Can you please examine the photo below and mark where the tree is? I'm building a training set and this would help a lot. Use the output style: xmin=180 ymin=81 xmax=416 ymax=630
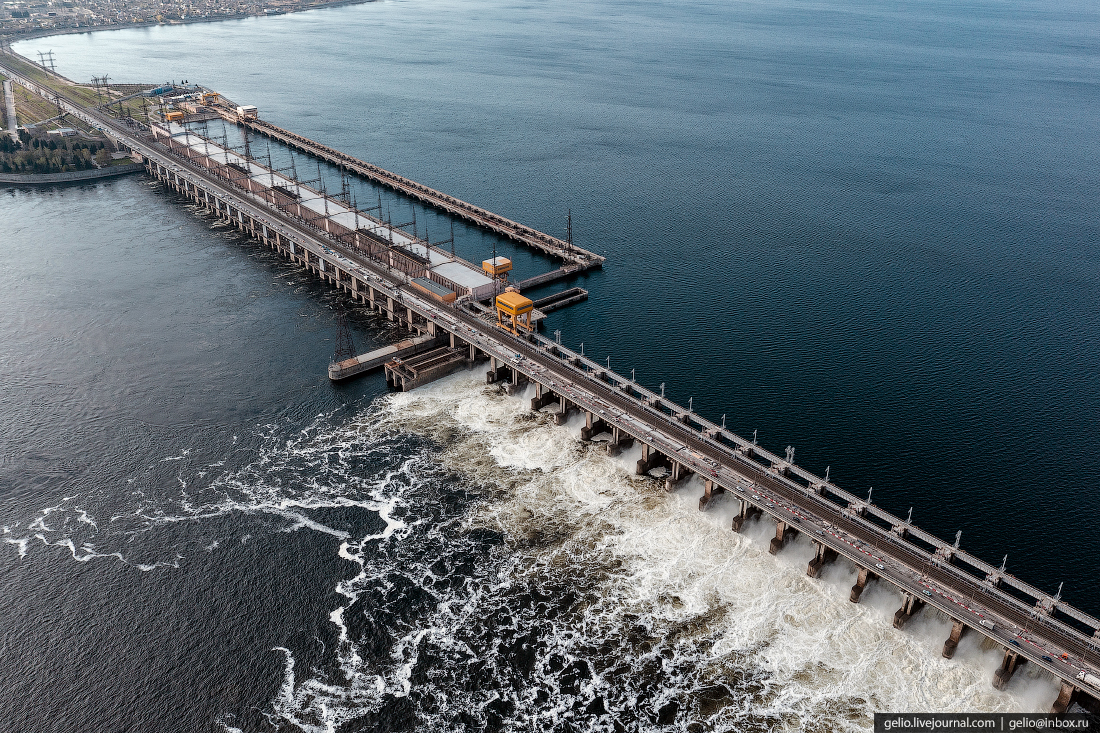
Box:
xmin=95 ymin=147 xmax=112 ymax=167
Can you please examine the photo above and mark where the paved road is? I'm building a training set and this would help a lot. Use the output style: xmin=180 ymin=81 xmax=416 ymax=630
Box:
xmin=3 ymin=78 xmax=17 ymax=142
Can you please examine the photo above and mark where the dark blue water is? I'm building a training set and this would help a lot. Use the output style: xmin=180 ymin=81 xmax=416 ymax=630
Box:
xmin=5 ymin=0 xmax=1100 ymax=729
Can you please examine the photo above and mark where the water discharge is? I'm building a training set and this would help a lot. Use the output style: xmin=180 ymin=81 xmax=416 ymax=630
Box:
xmin=202 ymin=370 xmax=1063 ymax=731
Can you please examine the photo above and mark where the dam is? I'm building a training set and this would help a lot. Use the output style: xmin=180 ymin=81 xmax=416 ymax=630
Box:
xmin=2 ymin=51 xmax=1098 ymax=715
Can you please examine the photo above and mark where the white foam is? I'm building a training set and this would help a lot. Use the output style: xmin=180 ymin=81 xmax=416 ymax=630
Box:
xmin=323 ymin=369 xmax=1063 ymax=724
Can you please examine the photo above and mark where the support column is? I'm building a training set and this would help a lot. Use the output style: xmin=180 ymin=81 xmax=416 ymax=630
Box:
xmin=555 ymin=395 xmax=569 ymax=425
xmin=505 ymin=364 xmax=526 ymax=395
xmin=606 ymin=426 xmax=629 ymax=456
xmin=731 ymin=499 xmax=761 ymax=532
xmin=942 ymin=619 xmax=966 ymax=659
xmin=531 ymin=383 xmax=556 ymax=411
xmin=850 ymin=567 xmax=875 ymax=603
xmin=993 ymin=649 xmax=1024 ymax=690
xmin=665 ymin=461 xmax=692 ymax=492
xmin=636 ymin=443 xmax=662 ymax=475
xmin=386 ymin=297 xmax=395 ymax=322
xmin=580 ymin=411 xmax=608 ymax=440
xmin=1050 ymin=681 xmax=1078 ymax=714
xmin=699 ymin=479 xmax=725 ymax=510
xmin=806 ymin=541 xmax=838 ymax=578
xmin=486 ymin=357 xmax=501 ymax=384
xmin=769 ymin=520 xmax=795 ymax=555
xmin=892 ymin=593 xmax=924 ymax=629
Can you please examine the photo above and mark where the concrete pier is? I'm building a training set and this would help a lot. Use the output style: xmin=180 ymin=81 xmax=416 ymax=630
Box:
xmin=664 ymin=461 xmax=692 ymax=492
xmin=850 ymin=567 xmax=875 ymax=603
xmin=580 ymin=411 xmax=608 ymax=440
xmin=731 ymin=499 xmax=762 ymax=533
xmin=636 ymin=443 xmax=666 ymax=475
xmin=1051 ymin=681 xmax=1078 ymax=714
xmin=942 ymin=619 xmax=967 ymax=659
xmin=555 ymin=395 xmax=570 ymax=425
xmin=385 ymin=347 xmax=467 ymax=391
xmin=328 ymin=334 xmax=442 ymax=381
xmin=993 ymin=649 xmax=1025 ymax=690
xmin=769 ymin=520 xmax=796 ymax=555
xmin=699 ymin=479 xmax=725 ymax=510
xmin=892 ymin=593 xmax=925 ymax=629
xmin=606 ymin=426 xmax=633 ymax=456
xmin=806 ymin=541 xmax=838 ymax=578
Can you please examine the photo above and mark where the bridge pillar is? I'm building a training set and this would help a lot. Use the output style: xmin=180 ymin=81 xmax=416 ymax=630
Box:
xmin=850 ymin=567 xmax=876 ymax=603
xmin=992 ymin=649 xmax=1024 ymax=690
xmin=699 ymin=479 xmax=726 ymax=508
xmin=664 ymin=461 xmax=692 ymax=492
xmin=942 ymin=619 xmax=967 ymax=659
xmin=892 ymin=593 xmax=925 ymax=629
xmin=769 ymin=520 xmax=797 ymax=555
xmin=555 ymin=395 xmax=569 ymax=425
xmin=636 ymin=443 xmax=664 ymax=475
xmin=581 ymin=412 xmax=609 ymax=440
xmin=504 ymin=364 xmax=526 ymax=395
xmin=699 ymin=479 xmax=725 ymax=510
xmin=606 ymin=426 xmax=632 ymax=456
xmin=1051 ymin=681 xmax=1078 ymax=714
xmin=486 ymin=357 xmax=503 ymax=384
xmin=806 ymin=541 xmax=838 ymax=578
xmin=531 ymin=382 xmax=550 ymax=411
xmin=731 ymin=499 xmax=761 ymax=533
xmin=386 ymin=297 xmax=395 ymax=321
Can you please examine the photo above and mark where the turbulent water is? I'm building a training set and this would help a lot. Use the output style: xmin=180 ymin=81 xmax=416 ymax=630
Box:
xmin=4 ymin=0 xmax=1100 ymax=730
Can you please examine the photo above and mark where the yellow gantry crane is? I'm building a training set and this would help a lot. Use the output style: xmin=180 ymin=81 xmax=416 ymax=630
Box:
xmin=495 ymin=288 xmax=534 ymax=334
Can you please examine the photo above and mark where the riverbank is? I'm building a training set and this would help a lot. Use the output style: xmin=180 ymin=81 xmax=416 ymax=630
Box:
xmin=0 ymin=161 xmax=142 ymax=184
xmin=0 ymin=0 xmax=374 ymax=46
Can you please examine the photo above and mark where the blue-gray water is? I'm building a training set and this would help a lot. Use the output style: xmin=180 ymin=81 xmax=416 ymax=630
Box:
xmin=4 ymin=0 xmax=1100 ymax=729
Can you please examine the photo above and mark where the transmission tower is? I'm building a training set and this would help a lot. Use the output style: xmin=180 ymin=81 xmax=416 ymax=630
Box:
xmin=333 ymin=310 xmax=356 ymax=363
xmin=36 ymin=50 xmax=55 ymax=73
xmin=566 ymin=208 xmax=573 ymax=252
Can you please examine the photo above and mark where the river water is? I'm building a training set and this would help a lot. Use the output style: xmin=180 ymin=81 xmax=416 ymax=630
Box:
xmin=5 ymin=0 xmax=1100 ymax=730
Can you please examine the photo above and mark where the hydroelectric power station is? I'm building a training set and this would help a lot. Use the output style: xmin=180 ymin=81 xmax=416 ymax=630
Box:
xmin=2 ymin=51 xmax=1098 ymax=716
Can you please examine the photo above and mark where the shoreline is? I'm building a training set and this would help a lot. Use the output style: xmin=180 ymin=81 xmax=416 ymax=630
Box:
xmin=0 ymin=162 xmax=143 ymax=184
xmin=1 ymin=0 xmax=374 ymax=46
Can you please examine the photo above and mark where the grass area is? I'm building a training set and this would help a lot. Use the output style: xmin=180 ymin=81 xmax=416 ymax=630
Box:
xmin=3 ymin=53 xmax=159 ymax=126
xmin=12 ymin=83 xmax=58 ymax=125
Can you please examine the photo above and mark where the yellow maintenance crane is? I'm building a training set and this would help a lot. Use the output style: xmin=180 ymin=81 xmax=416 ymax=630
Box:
xmin=495 ymin=288 xmax=534 ymax=334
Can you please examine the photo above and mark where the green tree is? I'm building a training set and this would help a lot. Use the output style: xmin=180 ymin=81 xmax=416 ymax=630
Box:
xmin=95 ymin=147 xmax=112 ymax=167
